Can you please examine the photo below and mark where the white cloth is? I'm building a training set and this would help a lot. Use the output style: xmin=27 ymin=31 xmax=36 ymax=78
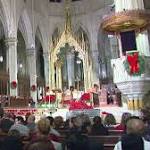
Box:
xmin=114 ymin=139 xmax=150 ymax=150
xmin=50 ymin=128 xmax=61 ymax=136
xmin=52 ymin=141 xmax=62 ymax=150
xmin=9 ymin=124 xmax=29 ymax=136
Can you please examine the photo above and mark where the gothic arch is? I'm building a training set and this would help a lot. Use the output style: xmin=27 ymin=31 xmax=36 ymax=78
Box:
xmin=74 ymin=23 xmax=91 ymax=50
xmin=35 ymin=26 xmax=44 ymax=50
xmin=18 ymin=9 xmax=33 ymax=49
xmin=52 ymin=27 xmax=61 ymax=48
xmin=0 ymin=0 xmax=9 ymax=37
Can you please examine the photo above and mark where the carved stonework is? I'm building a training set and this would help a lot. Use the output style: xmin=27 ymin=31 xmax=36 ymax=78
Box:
xmin=111 ymin=56 xmax=150 ymax=106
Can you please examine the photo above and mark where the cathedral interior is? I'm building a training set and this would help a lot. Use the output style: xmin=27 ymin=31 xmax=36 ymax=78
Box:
xmin=0 ymin=0 xmax=149 ymax=114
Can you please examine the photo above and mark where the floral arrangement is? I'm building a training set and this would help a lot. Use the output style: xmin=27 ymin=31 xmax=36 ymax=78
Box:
xmin=123 ymin=52 xmax=145 ymax=76
xmin=69 ymin=100 xmax=93 ymax=110
xmin=44 ymin=95 xmax=56 ymax=103
xmin=80 ymin=93 xmax=91 ymax=101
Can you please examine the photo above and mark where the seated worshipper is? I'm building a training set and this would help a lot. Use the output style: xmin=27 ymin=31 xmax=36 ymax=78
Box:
xmin=69 ymin=114 xmax=91 ymax=134
xmin=81 ymin=122 xmax=92 ymax=135
xmin=114 ymin=112 xmax=132 ymax=131
xmin=141 ymin=104 xmax=150 ymax=141
xmin=27 ymin=118 xmax=62 ymax=150
xmin=0 ymin=129 xmax=23 ymax=150
xmin=0 ymin=118 xmax=14 ymax=134
xmin=91 ymin=116 xmax=108 ymax=135
xmin=65 ymin=132 xmax=104 ymax=150
xmin=26 ymin=140 xmax=54 ymax=150
xmin=46 ymin=116 xmax=61 ymax=143
xmin=0 ymin=106 xmax=4 ymax=118
xmin=114 ymin=116 xmax=150 ymax=150
xmin=47 ymin=116 xmax=60 ymax=136
xmin=54 ymin=116 xmax=64 ymax=130
xmin=103 ymin=113 xmax=116 ymax=128
xmin=65 ymin=115 xmax=103 ymax=150
xmin=9 ymin=116 xmax=29 ymax=137
xmin=26 ymin=114 xmax=36 ymax=134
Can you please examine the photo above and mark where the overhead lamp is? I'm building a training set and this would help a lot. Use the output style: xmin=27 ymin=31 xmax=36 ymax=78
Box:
xmin=0 ymin=56 xmax=3 ymax=62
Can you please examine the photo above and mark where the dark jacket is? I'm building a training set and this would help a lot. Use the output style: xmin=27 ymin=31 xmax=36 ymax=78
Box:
xmin=65 ymin=133 xmax=104 ymax=150
xmin=91 ymin=124 xmax=109 ymax=135
xmin=0 ymin=136 xmax=23 ymax=150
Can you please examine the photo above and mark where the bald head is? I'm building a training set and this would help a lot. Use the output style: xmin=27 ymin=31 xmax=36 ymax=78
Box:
xmin=126 ymin=118 xmax=145 ymax=135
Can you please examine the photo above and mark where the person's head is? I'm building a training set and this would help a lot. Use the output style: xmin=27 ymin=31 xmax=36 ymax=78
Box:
xmin=54 ymin=116 xmax=63 ymax=129
xmin=81 ymin=122 xmax=91 ymax=134
xmin=121 ymin=112 xmax=132 ymax=125
xmin=103 ymin=114 xmax=116 ymax=126
xmin=94 ymin=84 xmax=99 ymax=89
xmin=93 ymin=116 xmax=102 ymax=125
xmin=70 ymin=86 xmax=74 ymax=91
xmin=15 ymin=116 xmax=25 ymax=125
xmin=46 ymin=116 xmax=54 ymax=126
xmin=126 ymin=116 xmax=145 ymax=135
xmin=0 ymin=118 xmax=14 ymax=133
xmin=37 ymin=118 xmax=50 ymax=136
xmin=27 ymin=115 xmax=35 ymax=124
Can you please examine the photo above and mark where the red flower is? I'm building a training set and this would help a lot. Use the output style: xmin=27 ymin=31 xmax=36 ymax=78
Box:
xmin=69 ymin=100 xmax=93 ymax=110
xmin=31 ymin=85 xmax=36 ymax=91
xmin=44 ymin=95 xmax=56 ymax=103
xmin=80 ymin=93 xmax=91 ymax=101
xmin=11 ymin=81 xmax=17 ymax=89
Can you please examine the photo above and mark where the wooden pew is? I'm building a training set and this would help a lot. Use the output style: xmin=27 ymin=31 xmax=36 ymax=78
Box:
xmin=58 ymin=129 xmax=123 ymax=136
xmin=88 ymin=135 xmax=121 ymax=150
xmin=108 ymin=130 xmax=124 ymax=135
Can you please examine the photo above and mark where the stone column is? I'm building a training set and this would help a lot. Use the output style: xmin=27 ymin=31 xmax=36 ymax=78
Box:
xmin=5 ymin=37 xmax=18 ymax=96
xmin=67 ymin=52 xmax=75 ymax=88
xmin=50 ymin=52 xmax=56 ymax=89
xmin=58 ymin=67 xmax=62 ymax=89
xmin=43 ymin=52 xmax=49 ymax=87
xmin=26 ymin=49 xmax=37 ymax=104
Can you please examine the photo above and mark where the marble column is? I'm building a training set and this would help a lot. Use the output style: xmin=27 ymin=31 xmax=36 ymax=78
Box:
xmin=67 ymin=52 xmax=75 ymax=88
xmin=26 ymin=48 xmax=37 ymax=103
xmin=5 ymin=37 xmax=18 ymax=96
xmin=43 ymin=52 xmax=49 ymax=87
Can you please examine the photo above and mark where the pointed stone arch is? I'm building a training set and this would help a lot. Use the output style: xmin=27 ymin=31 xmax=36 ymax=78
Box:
xmin=0 ymin=0 xmax=9 ymax=37
xmin=18 ymin=9 xmax=33 ymax=49
xmin=74 ymin=22 xmax=91 ymax=50
xmin=35 ymin=26 xmax=44 ymax=50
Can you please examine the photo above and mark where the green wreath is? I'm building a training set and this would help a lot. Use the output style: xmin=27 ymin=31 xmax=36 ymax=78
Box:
xmin=123 ymin=55 xmax=145 ymax=76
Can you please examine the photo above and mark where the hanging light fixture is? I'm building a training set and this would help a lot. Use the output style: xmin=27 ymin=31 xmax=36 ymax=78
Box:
xmin=0 ymin=56 xmax=3 ymax=62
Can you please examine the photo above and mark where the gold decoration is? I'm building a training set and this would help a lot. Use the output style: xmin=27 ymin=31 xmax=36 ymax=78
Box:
xmin=101 ymin=10 xmax=150 ymax=33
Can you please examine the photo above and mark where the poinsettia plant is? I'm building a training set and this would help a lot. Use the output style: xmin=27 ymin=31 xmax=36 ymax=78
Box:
xmin=11 ymin=81 xmax=17 ymax=89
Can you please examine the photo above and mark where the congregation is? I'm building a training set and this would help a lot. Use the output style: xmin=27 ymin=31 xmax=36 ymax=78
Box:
xmin=0 ymin=105 xmax=150 ymax=150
